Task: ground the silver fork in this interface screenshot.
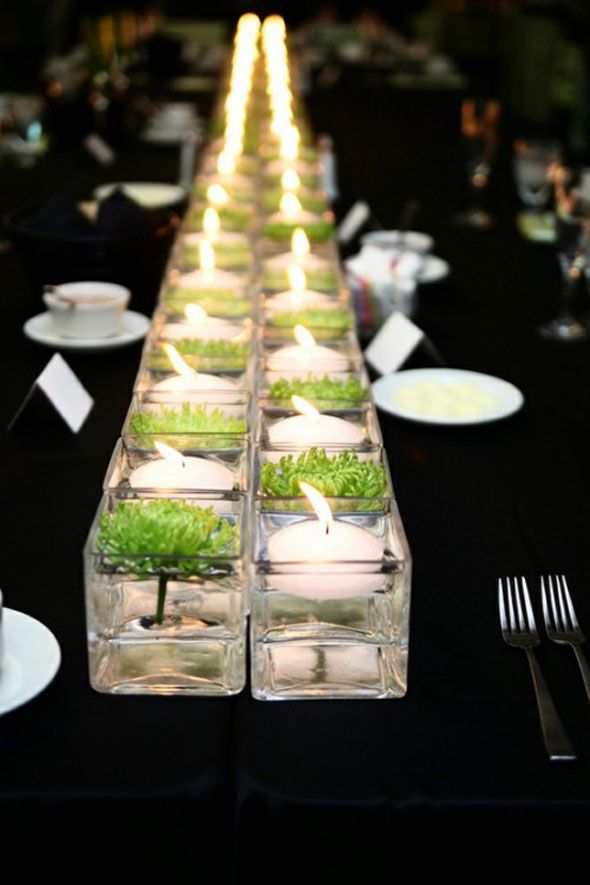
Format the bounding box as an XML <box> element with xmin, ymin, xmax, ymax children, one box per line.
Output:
<box><xmin>541</xmin><ymin>574</ymin><xmax>590</xmax><ymax>703</ymax></box>
<box><xmin>498</xmin><ymin>576</ymin><xmax>576</xmax><ymax>761</ymax></box>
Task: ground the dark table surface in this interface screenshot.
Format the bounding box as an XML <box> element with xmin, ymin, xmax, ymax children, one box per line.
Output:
<box><xmin>1</xmin><ymin>73</ymin><xmax>589</xmax><ymax>880</ymax></box>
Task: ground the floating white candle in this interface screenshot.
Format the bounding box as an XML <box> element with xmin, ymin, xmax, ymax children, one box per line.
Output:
<box><xmin>265</xmin><ymin>158</ymin><xmax>319</xmax><ymax>177</ymax></box>
<box><xmin>129</xmin><ymin>441</ymin><xmax>235</xmax><ymax>491</ymax></box>
<box><xmin>152</xmin><ymin>343</ymin><xmax>238</xmax><ymax>399</ymax></box>
<box><xmin>181</xmin><ymin>227</ymin><xmax>250</xmax><ymax>254</ymax></box>
<box><xmin>265</xmin><ymin>264</ymin><xmax>335</xmax><ymax>312</ymax></box>
<box><xmin>267</xmin><ymin>325</ymin><xmax>348</xmax><ymax>373</ymax></box>
<box><xmin>207</xmin><ymin>183</ymin><xmax>230</xmax><ymax>208</ymax></box>
<box><xmin>267</xmin><ymin>482</ymin><xmax>383</xmax><ymax>598</ymax></box>
<box><xmin>268</xmin><ymin>395</ymin><xmax>363</xmax><ymax>446</ymax></box>
<box><xmin>281</xmin><ymin>168</ymin><xmax>300</xmax><ymax>192</ymax></box>
<box><xmin>264</xmin><ymin>228</ymin><xmax>330</xmax><ymax>272</ymax></box>
<box><xmin>173</xmin><ymin>241</ymin><xmax>245</xmax><ymax>291</ymax></box>
<box><xmin>268</xmin><ymin>193</ymin><xmax>319</xmax><ymax>227</ymax></box>
<box><xmin>162</xmin><ymin>305</ymin><xmax>244</xmax><ymax>342</ymax></box>
<box><xmin>217</xmin><ymin>152</ymin><xmax>236</xmax><ymax>176</ymax></box>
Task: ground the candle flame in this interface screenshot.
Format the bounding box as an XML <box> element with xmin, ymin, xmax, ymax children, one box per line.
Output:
<box><xmin>294</xmin><ymin>324</ymin><xmax>316</xmax><ymax>348</ymax></box>
<box><xmin>185</xmin><ymin>304</ymin><xmax>207</xmax><ymax>323</ymax></box>
<box><xmin>217</xmin><ymin>152</ymin><xmax>235</xmax><ymax>175</ymax></box>
<box><xmin>291</xmin><ymin>226</ymin><xmax>310</xmax><ymax>257</ymax></box>
<box><xmin>199</xmin><ymin>239</ymin><xmax>216</xmax><ymax>272</ymax></box>
<box><xmin>238</xmin><ymin>12</ymin><xmax>261</xmax><ymax>29</ymax></box>
<box><xmin>203</xmin><ymin>207</ymin><xmax>221</xmax><ymax>236</ymax></box>
<box><xmin>287</xmin><ymin>263</ymin><xmax>306</xmax><ymax>292</ymax></box>
<box><xmin>280</xmin><ymin>192</ymin><xmax>302</xmax><ymax>217</ymax></box>
<box><xmin>299</xmin><ymin>481</ymin><xmax>333</xmax><ymax>533</ymax></box>
<box><xmin>292</xmin><ymin>394</ymin><xmax>320</xmax><ymax>418</ymax></box>
<box><xmin>224</xmin><ymin>134</ymin><xmax>242</xmax><ymax>158</ymax></box>
<box><xmin>280</xmin><ymin>141</ymin><xmax>298</xmax><ymax>162</ymax></box>
<box><xmin>281</xmin><ymin>168</ymin><xmax>300</xmax><ymax>191</ymax></box>
<box><xmin>207</xmin><ymin>183</ymin><xmax>229</xmax><ymax>207</ymax></box>
<box><xmin>164</xmin><ymin>343</ymin><xmax>196</xmax><ymax>379</ymax></box>
<box><xmin>154</xmin><ymin>440</ymin><xmax>185</xmax><ymax>467</ymax></box>
<box><xmin>280</xmin><ymin>126</ymin><xmax>300</xmax><ymax>161</ymax></box>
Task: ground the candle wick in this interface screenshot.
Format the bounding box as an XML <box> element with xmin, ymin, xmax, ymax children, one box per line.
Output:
<box><xmin>181</xmin><ymin>456</ymin><xmax>186</xmax><ymax>468</ymax></box>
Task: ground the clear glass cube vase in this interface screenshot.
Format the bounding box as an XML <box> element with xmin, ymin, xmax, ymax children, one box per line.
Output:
<box><xmin>250</xmin><ymin>501</ymin><xmax>411</xmax><ymax>700</ymax></box>
<box><xmin>84</xmin><ymin>492</ymin><xmax>247</xmax><ymax>696</ymax></box>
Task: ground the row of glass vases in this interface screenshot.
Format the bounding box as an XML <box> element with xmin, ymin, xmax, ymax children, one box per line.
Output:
<box><xmin>84</xmin><ymin>35</ymin><xmax>411</xmax><ymax>699</ymax></box>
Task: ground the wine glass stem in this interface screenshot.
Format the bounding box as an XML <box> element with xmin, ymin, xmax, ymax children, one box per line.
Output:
<box><xmin>558</xmin><ymin>266</ymin><xmax>577</xmax><ymax>321</ymax></box>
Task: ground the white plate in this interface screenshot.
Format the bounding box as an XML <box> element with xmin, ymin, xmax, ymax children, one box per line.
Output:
<box><xmin>372</xmin><ymin>368</ymin><xmax>524</xmax><ymax>426</ymax></box>
<box><xmin>94</xmin><ymin>182</ymin><xmax>187</xmax><ymax>209</ymax></box>
<box><xmin>0</xmin><ymin>609</ymin><xmax>61</xmax><ymax>716</ymax></box>
<box><xmin>417</xmin><ymin>255</ymin><xmax>450</xmax><ymax>284</ymax></box>
<box><xmin>24</xmin><ymin>310</ymin><xmax>150</xmax><ymax>351</ymax></box>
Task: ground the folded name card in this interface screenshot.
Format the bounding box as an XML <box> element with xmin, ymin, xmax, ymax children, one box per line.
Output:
<box><xmin>9</xmin><ymin>353</ymin><xmax>94</xmax><ymax>434</ymax></box>
<box><xmin>337</xmin><ymin>200</ymin><xmax>370</xmax><ymax>244</ymax></box>
<box><xmin>364</xmin><ymin>312</ymin><xmax>425</xmax><ymax>375</ymax></box>
<box><xmin>83</xmin><ymin>132</ymin><xmax>116</xmax><ymax>166</ymax></box>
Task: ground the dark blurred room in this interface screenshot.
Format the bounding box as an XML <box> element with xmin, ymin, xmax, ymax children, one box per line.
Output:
<box><xmin>1</xmin><ymin>3</ymin><xmax>590</xmax><ymax>883</ymax></box>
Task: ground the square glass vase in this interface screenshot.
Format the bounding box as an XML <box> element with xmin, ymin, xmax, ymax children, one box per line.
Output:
<box><xmin>84</xmin><ymin>492</ymin><xmax>248</xmax><ymax>696</ymax></box>
<box><xmin>122</xmin><ymin>393</ymin><xmax>251</xmax><ymax>457</ymax></box>
<box><xmin>254</xmin><ymin>443</ymin><xmax>394</xmax><ymax>515</ymax></box>
<box><xmin>255</xmin><ymin>401</ymin><xmax>382</xmax><ymax>448</ymax></box>
<box><xmin>257</xmin><ymin>362</ymin><xmax>370</xmax><ymax>415</ymax></box>
<box><xmin>250</xmin><ymin>502</ymin><xmax>411</xmax><ymax>700</ymax></box>
<box><xmin>104</xmin><ymin>437</ymin><xmax>250</xmax><ymax>498</ymax></box>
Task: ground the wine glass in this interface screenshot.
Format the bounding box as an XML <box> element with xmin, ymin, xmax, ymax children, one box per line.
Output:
<box><xmin>513</xmin><ymin>138</ymin><xmax>561</xmax><ymax>211</ymax></box>
<box><xmin>539</xmin><ymin>176</ymin><xmax>588</xmax><ymax>341</ymax></box>
<box><xmin>455</xmin><ymin>98</ymin><xmax>501</xmax><ymax>229</ymax></box>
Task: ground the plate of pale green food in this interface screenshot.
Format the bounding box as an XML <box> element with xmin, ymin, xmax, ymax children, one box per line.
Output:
<box><xmin>372</xmin><ymin>368</ymin><xmax>524</xmax><ymax>425</ymax></box>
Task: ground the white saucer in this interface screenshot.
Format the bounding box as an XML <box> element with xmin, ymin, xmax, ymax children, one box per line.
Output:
<box><xmin>361</xmin><ymin>230</ymin><xmax>434</xmax><ymax>254</ymax></box>
<box><xmin>372</xmin><ymin>368</ymin><xmax>524</xmax><ymax>426</ymax></box>
<box><xmin>24</xmin><ymin>310</ymin><xmax>150</xmax><ymax>351</ymax></box>
<box><xmin>417</xmin><ymin>255</ymin><xmax>450</xmax><ymax>284</ymax></box>
<box><xmin>0</xmin><ymin>609</ymin><xmax>61</xmax><ymax>716</ymax></box>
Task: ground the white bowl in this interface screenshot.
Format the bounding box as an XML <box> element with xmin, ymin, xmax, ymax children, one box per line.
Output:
<box><xmin>43</xmin><ymin>282</ymin><xmax>130</xmax><ymax>339</ymax></box>
<box><xmin>94</xmin><ymin>182</ymin><xmax>187</xmax><ymax>210</ymax></box>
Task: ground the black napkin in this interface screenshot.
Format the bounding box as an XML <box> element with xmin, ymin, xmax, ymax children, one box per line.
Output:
<box><xmin>23</xmin><ymin>199</ymin><xmax>94</xmax><ymax>237</ymax></box>
<box><xmin>96</xmin><ymin>187</ymin><xmax>154</xmax><ymax>240</ymax></box>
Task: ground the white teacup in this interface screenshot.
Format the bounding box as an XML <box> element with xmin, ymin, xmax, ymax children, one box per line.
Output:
<box><xmin>43</xmin><ymin>282</ymin><xmax>130</xmax><ymax>339</ymax></box>
<box><xmin>0</xmin><ymin>589</ymin><xmax>3</xmax><ymax>669</ymax></box>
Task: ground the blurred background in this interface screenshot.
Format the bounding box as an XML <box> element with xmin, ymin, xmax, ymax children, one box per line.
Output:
<box><xmin>3</xmin><ymin>0</ymin><xmax>590</xmax><ymax>330</ymax></box>
<box><xmin>2</xmin><ymin>1</ymin><xmax>589</xmax><ymax>149</ymax></box>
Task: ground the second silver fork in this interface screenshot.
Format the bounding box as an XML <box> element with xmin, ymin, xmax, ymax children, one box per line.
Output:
<box><xmin>498</xmin><ymin>576</ymin><xmax>576</xmax><ymax>761</ymax></box>
<box><xmin>541</xmin><ymin>574</ymin><xmax>590</xmax><ymax>703</ymax></box>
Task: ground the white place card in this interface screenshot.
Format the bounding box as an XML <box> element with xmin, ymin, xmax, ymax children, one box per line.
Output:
<box><xmin>364</xmin><ymin>312</ymin><xmax>424</xmax><ymax>376</ymax></box>
<box><xmin>9</xmin><ymin>354</ymin><xmax>93</xmax><ymax>434</ymax></box>
<box><xmin>83</xmin><ymin>132</ymin><xmax>116</xmax><ymax>166</ymax></box>
<box><xmin>318</xmin><ymin>136</ymin><xmax>338</xmax><ymax>202</ymax></box>
<box><xmin>337</xmin><ymin>200</ymin><xmax>370</xmax><ymax>244</ymax></box>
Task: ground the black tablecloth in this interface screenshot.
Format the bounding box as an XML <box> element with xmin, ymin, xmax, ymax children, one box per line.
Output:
<box><xmin>1</xmin><ymin>78</ymin><xmax>590</xmax><ymax>879</ymax></box>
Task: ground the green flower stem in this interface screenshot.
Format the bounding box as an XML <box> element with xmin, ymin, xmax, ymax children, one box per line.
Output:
<box><xmin>156</xmin><ymin>573</ymin><xmax>167</xmax><ymax>625</ymax></box>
